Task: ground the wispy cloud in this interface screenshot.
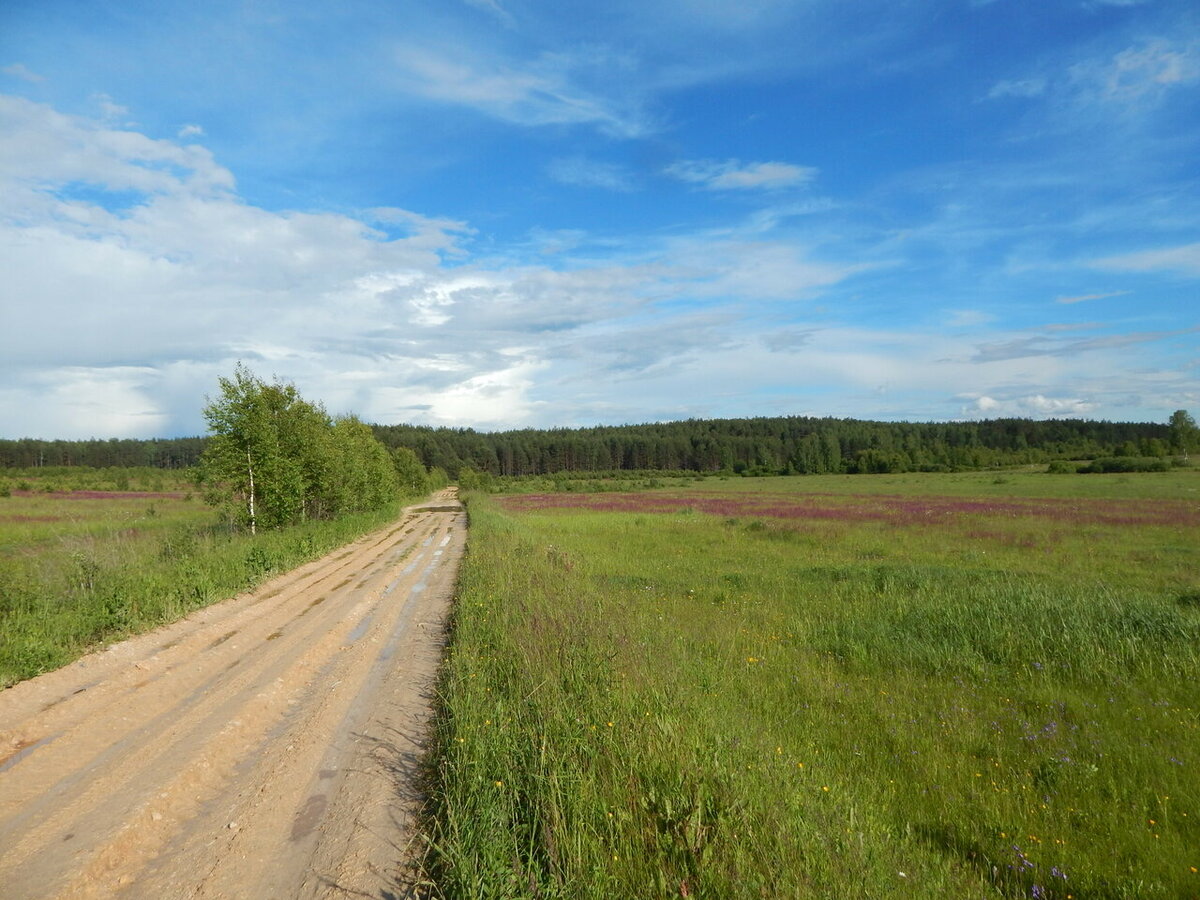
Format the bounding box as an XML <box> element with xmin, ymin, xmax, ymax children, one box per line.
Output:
<box><xmin>987</xmin><ymin>78</ymin><xmax>1046</xmax><ymax>99</ymax></box>
<box><xmin>92</xmin><ymin>92</ymin><xmax>130</xmax><ymax>122</ymax></box>
<box><xmin>461</xmin><ymin>0</ymin><xmax>515</xmax><ymax>27</ymax></box>
<box><xmin>1055</xmin><ymin>289</ymin><xmax>1130</xmax><ymax>304</ymax></box>
<box><xmin>971</xmin><ymin>330</ymin><xmax>1174</xmax><ymax>363</ymax></box>
<box><xmin>2</xmin><ymin>62</ymin><xmax>44</xmax><ymax>83</ymax></box>
<box><xmin>391</xmin><ymin>44</ymin><xmax>652</xmax><ymax>137</ymax></box>
<box><xmin>547</xmin><ymin>156</ymin><xmax>635</xmax><ymax>192</ymax></box>
<box><xmin>666</xmin><ymin>158</ymin><xmax>817</xmax><ymax>191</ymax></box>
<box><xmin>1070</xmin><ymin>38</ymin><xmax>1200</xmax><ymax>104</ymax></box>
<box><xmin>1092</xmin><ymin>241</ymin><xmax>1200</xmax><ymax>276</ymax></box>
<box><xmin>945</xmin><ymin>309</ymin><xmax>997</xmax><ymax>328</ymax></box>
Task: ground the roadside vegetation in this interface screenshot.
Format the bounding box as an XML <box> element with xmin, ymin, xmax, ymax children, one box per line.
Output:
<box><xmin>0</xmin><ymin>367</ymin><xmax>444</xmax><ymax>687</ymax></box>
<box><xmin>424</xmin><ymin>470</ymin><xmax>1200</xmax><ymax>898</ymax></box>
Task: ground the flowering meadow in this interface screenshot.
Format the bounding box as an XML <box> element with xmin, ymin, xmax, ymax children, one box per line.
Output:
<box><xmin>425</xmin><ymin>471</ymin><xmax>1199</xmax><ymax>898</ymax></box>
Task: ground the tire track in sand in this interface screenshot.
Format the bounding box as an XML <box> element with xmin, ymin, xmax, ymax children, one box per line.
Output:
<box><xmin>0</xmin><ymin>489</ymin><xmax>466</xmax><ymax>899</ymax></box>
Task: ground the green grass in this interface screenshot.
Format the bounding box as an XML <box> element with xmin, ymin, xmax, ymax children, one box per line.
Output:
<box><xmin>0</xmin><ymin>472</ymin><xmax>409</xmax><ymax>686</ymax></box>
<box><xmin>424</xmin><ymin>472</ymin><xmax>1200</xmax><ymax>898</ymax></box>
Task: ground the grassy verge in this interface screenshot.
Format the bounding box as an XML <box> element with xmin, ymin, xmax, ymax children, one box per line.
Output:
<box><xmin>424</xmin><ymin>474</ymin><xmax>1199</xmax><ymax>898</ymax></box>
<box><xmin>0</xmin><ymin>483</ymin><xmax>409</xmax><ymax>686</ymax></box>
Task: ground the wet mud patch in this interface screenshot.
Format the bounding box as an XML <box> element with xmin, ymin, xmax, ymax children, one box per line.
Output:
<box><xmin>290</xmin><ymin>794</ymin><xmax>328</xmax><ymax>842</ymax></box>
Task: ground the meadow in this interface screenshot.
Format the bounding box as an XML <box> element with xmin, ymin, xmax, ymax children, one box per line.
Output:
<box><xmin>425</xmin><ymin>470</ymin><xmax>1200</xmax><ymax>898</ymax></box>
<box><xmin>0</xmin><ymin>467</ymin><xmax>406</xmax><ymax>685</ymax></box>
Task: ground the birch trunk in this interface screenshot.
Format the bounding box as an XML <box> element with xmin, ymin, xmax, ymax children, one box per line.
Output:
<box><xmin>246</xmin><ymin>450</ymin><xmax>257</xmax><ymax>535</ymax></box>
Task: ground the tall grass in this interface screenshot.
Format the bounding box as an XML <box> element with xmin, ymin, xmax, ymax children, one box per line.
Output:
<box><xmin>424</xmin><ymin>476</ymin><xmax>1199</xmax><ymax>898</ymax></box>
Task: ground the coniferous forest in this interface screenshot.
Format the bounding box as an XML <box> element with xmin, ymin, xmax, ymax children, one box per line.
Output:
<box><xmin>2</xmin><ymin>412</ymin><xmax>1195</xmax><ymax>477</ymax></box>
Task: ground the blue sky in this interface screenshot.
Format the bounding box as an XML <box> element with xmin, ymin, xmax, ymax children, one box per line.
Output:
<box><xmin>1</xmin><ymin>0</ymin><xmax>1197</xmax><ymax>439</ymax></box>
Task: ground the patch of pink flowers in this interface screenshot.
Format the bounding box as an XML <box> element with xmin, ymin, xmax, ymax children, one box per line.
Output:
<box><xmin>498</xmin><ymin>491</ymin><xmax>1200</xmax><ymax>528</ymax></box>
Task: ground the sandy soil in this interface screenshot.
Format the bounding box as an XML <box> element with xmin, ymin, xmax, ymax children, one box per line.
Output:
<box><xmin>0</xmin><ymin>489</ymin><xmax>466</xmax><ymax>899</ymax></box>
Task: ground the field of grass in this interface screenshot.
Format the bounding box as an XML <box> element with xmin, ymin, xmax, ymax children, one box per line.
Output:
<box><xmin>425</xmin><ymin>470</ymin><xmax>1200</xmax><ymax>898</ymax></box>
<box><xmin>0</xmin><ymin>468</ymin><xmax>406</xmax><ymax>686</ymax></box>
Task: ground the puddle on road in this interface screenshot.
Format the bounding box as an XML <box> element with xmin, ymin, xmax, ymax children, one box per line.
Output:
<box><xmin>207</xmin><ymin>630</ymin><xmax>238</xmax><ymax>649</ymax></box>
<box><xmin>297</xmin><ymin>595</ymin><xmax>327</xmax><ymax>616</ymax></box>
<box><xmin>290</xmin><ymin>793</ymin><xmax>328</xmax><ymax>841</ymax></box>
<box><xmin>0</xmin><ymin>733</ymin><xmax>59</xmax><ymax>774</ymax></box>
<box><xmin>346</xmin><ymin>614</ymin><xmax>373</xmax><ymax>643</ymax></box>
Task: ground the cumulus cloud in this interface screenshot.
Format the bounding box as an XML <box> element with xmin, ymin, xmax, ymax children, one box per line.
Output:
<box><xmin>2</xmin><ymin>94</ymin><xmax>863</xmax><ymax>436</ymax></box>
<box><xmin>666</xmin><ymin>158</ymin><xmax>817</xmax><ymax>191</ymax></box>
<box><xmin>2</xmin><ymin>89</ymin><xmax>1188</xmax><ymax>439</ymax></box>
<box><xmin>959</xmin><ymin>393</ymin><xmax>1098</xmax><ymax>419</ymax></box>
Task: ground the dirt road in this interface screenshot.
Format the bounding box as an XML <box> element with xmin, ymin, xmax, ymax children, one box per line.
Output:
<box><xmin>0</xmin><ymin>490</ymin><xmax>466</xmax><ymax>899</ymax></box>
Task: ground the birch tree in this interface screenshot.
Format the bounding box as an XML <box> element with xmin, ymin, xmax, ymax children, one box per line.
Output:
<box><xmin>198</xmin><ymin>365</ymin><xmax>318</xmax><ymax>531</ymax></box>
<box><xmin>198</xmin><ymin>365</ymin><xmax>402</xmax><ymax>531</ymax></box>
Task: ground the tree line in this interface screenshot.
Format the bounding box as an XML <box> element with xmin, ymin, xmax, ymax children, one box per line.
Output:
<box><xmin>3</xmin><ymin>406</ymin><xmax>1195</xmax><ymax>479</ymax></box>
<box><xmin>0</xmin><ymin>436</ymin><xmax>206</xmax><ymax>469</ymax></box>
<box><xmin>371</xmin><ymin>412</ymin><xmax>1197</xmax><ymax>477</ymax></box>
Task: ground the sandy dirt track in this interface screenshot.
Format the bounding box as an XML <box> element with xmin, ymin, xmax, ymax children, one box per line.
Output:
<box><xmin>0</xmin><ymin>490</ymin><xmax>466</xmax><ymax>899</ymax></box>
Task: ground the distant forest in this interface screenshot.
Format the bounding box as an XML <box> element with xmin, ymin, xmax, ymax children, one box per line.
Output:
<box><xmin>0</xmin><ymin>415</ymin><xmax>1188</xmax><ymax>477</ymax></box>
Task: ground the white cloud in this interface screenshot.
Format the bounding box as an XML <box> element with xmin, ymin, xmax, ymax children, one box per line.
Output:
<box><xmin>0</xmin><ymin>368</ymin><xmax>169</xmax><ymax>440</ymax></box>
<box><xmin>667</xmin><ymin>236</ymin><xmax>863</xmax><ymax>301</ymax></box>
<box><xmin>970</xmin><ymin>331</ymin><xmax>1174</xmax><ymax>363</ymax></box>
<box><xmin>959</xmin><ymin>393</ymin><xmax>1098</xmax><ymax>419</ymax></box>
<box><xmin>1092</xmin><ymin>241</ymin><xmax>1200</xmax><ymax>276</ymax></box>
<box><xmin>178</xmin><ymin>123</ymin><xmax>205</xmax><ymax>139</ymax></box>
<box><xmin>419</xmin><ymin>357</ymin><xmax>546</xmax><ymax>426</ymax></box>
<box><xmin>987</xmin><ymin>78</ymin><xmax>1046</xmax><ymax>99</ymax></box>
<box><xmin>391</xmin><ymin>44</ymin><xmax>651</xmax><ymax>137</ymax></box>
<box><xmin>1055</xmin><ymin>289</ymin><xmax>1130</xmax><ymax>304</ymax></box>
<box><xmin>666</xmin><ymin>158</ymin><xmax>817</xmax><ymax>190</ymax></box>
<box><xmin>92</xmin><ymin>92</ymin><xmax>131</xmax><ymax>122</ymax></box>
<box><xmin>462</xmin><ymin>0</ymin><xmax>515</xmax><ymax>26</ymax></box>
<box><xmin>1071</xmin><ymin>38</ymin><xmax>1200</xmax><ymax>104</ymax></box>
<box><xmin>1</xmin><ymin>90</ymin><xmax>1191</xmax><ymax>438</ymax></box>
<box><xmin>0</xmin><ymin>95</ymin><xmax>234</xmax><ymax>202</ymax></box>
<box><xmin>547</xmin><ymin>157</ymin><xmax>635</xmax><ymax>192</ymax></box>
<box><xmin>2</xmin><ymin>63</ymin><xmax>45</xmax><ymax>83</ymax></box>
<box><xmin>945</xmin><ymin>309</ymin><xmax>997</xmax><ymax>328</ymax></box>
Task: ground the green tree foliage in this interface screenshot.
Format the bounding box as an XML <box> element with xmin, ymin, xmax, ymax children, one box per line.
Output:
<box><xmin>456</xmin><ymin>465</ymin><xmax>494</xmax><ymax>493</ymax></box>
<box><xmin>1169</xmin><ymin>409</ymin><xmax>1198</xmax><ymax>458</ymax></box>
<box><xmin>370</xmin><ymin>414</ymin><xmax>1181</xmax><ymax>478</ymax></box>
<box><xmin>391</xmin><ymin>446</ymin><xmax>431</xmax><ymax>497</ymax></box>
<box><xmin>5</xmin><ymin>408</ymin><xmax>1191</xmax><ymax>480</ymax></box>
<box><xmin>196</xmin><ymin>365</ymin><xmax>400</xmax><ymax>531</ymax></box>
